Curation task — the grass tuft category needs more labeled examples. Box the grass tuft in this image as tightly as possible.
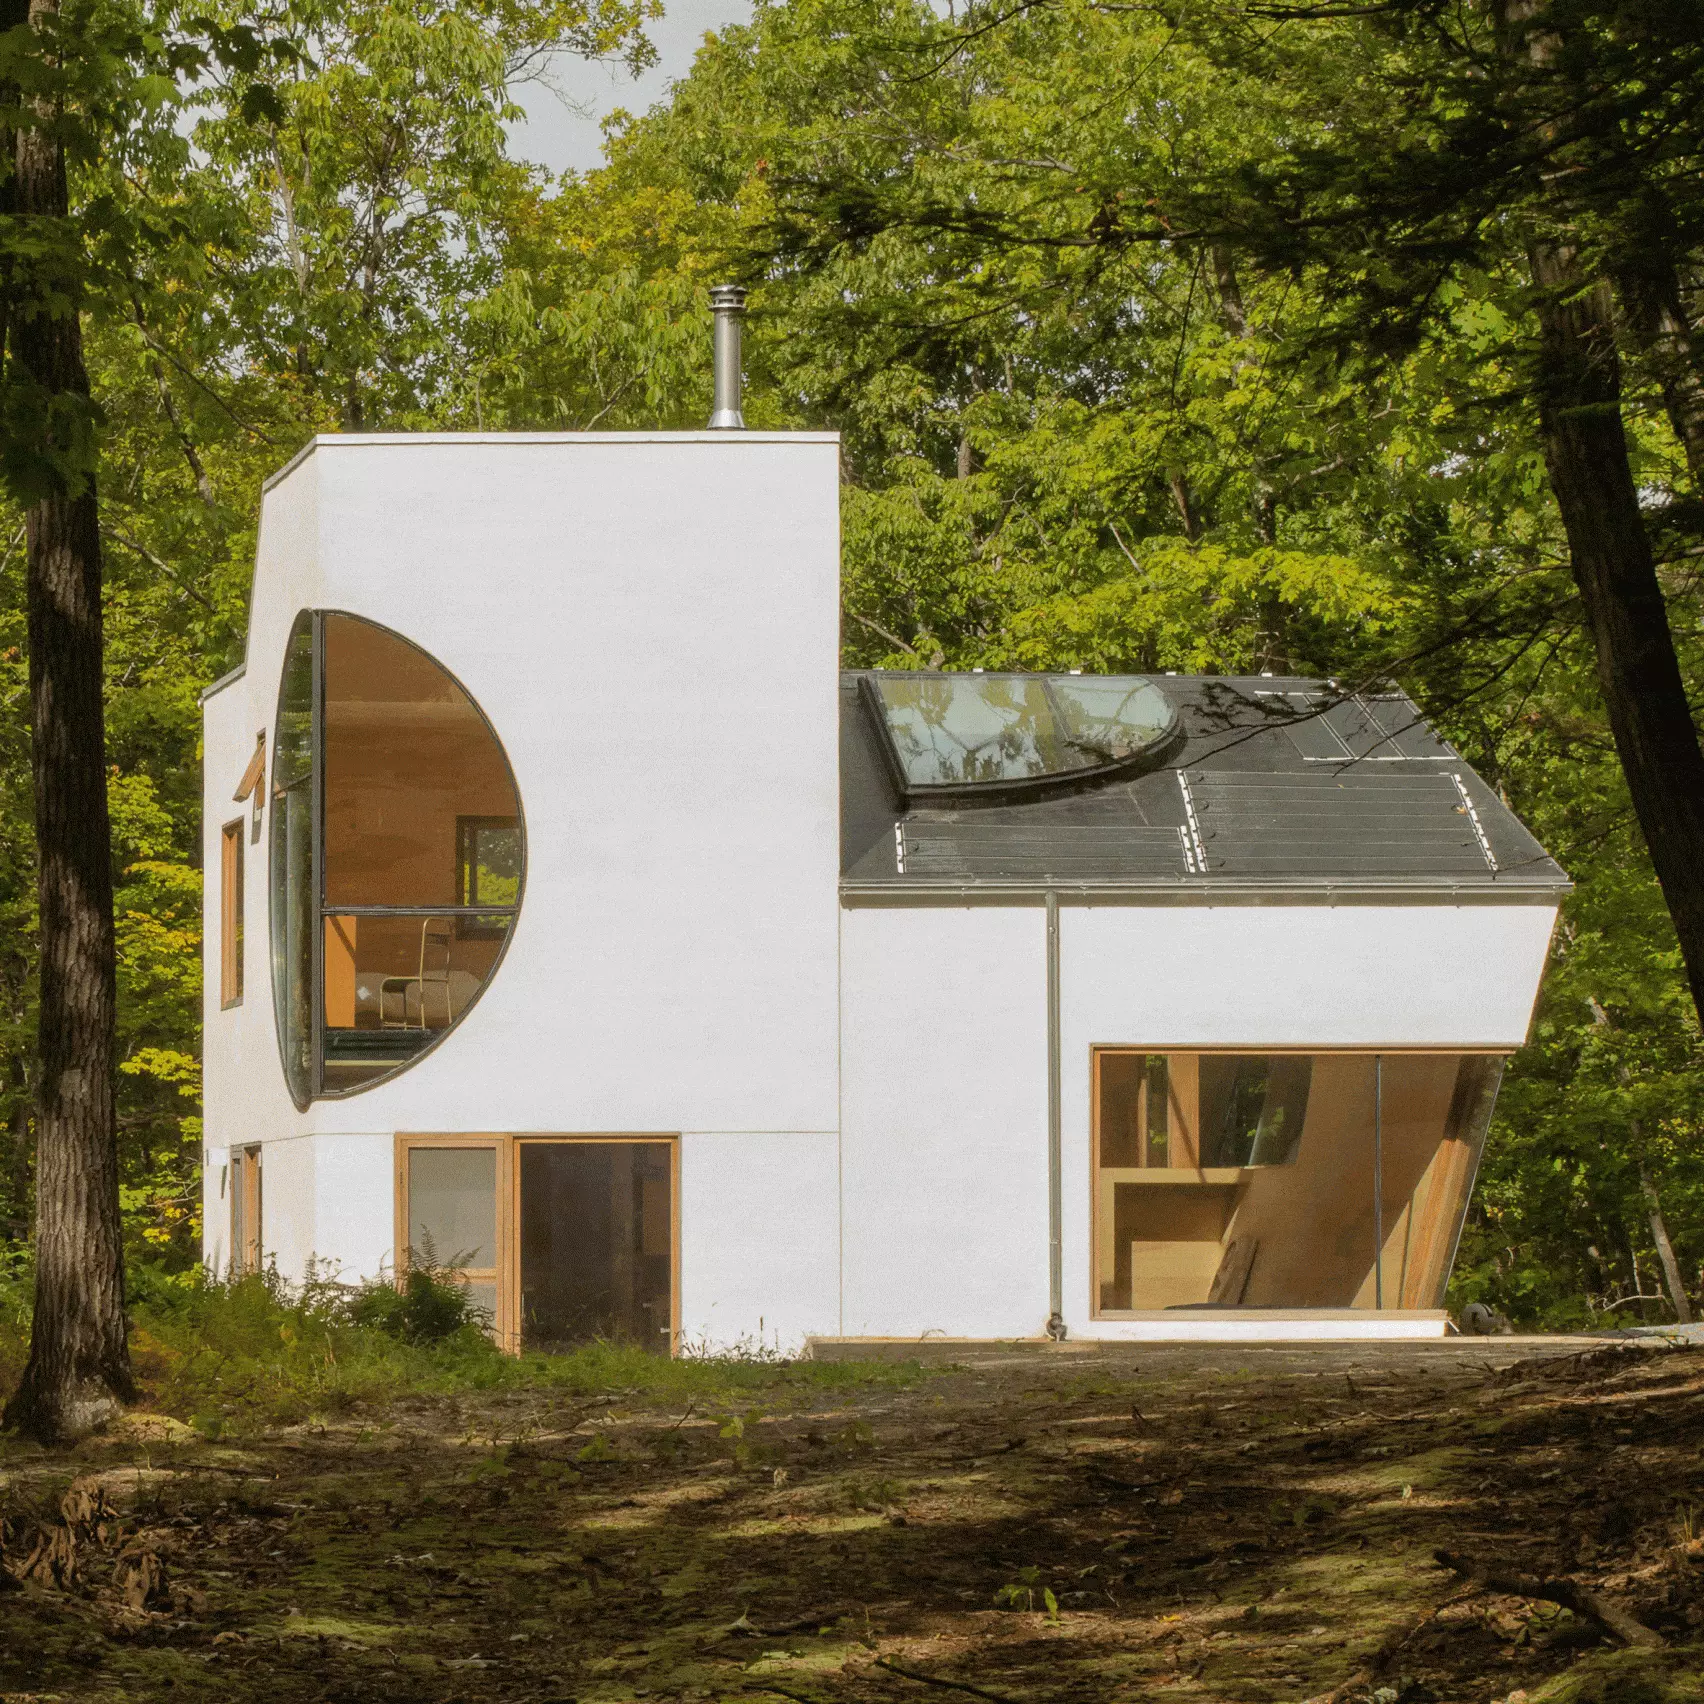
[0,1258,923,1435]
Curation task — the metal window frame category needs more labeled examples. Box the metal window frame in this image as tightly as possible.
[269,608,528,1104]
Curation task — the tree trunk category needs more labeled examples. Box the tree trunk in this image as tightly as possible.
[1,0,134,1443]
[1613,244,1704,493]
[1639,1162,1692,1325]
[1495,1,1704,1030]
[1526,246,1704,1031]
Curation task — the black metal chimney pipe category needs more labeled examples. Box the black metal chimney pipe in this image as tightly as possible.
[708,284,746,429]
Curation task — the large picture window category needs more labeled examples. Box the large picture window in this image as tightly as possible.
[269,611,525,1104]
[1093,1050,1502,1314]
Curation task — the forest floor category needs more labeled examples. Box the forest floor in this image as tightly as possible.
[1,1335,1702,1704]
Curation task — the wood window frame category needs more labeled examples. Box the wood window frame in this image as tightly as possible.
[1088,1045,1508,1321]
[393,1134,681,1357]
[220,819,245,1008]
[230,1143,262,1275]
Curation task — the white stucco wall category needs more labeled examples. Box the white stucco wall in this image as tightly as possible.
[839,906,1051,1338]
[200,431,1560,1347]
[833,899,1555,1341]
[679,1132,841,1352]
[202,434,842,1326]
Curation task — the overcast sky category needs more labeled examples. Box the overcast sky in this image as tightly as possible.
[507,0,756,176]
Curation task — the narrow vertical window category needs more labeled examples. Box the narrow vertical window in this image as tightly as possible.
[221,820,244,1007]
[230,1144,263,1275]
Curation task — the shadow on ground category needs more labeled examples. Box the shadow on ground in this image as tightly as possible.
[1,1337,1701,1702]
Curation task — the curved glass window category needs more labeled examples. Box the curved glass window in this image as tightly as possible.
[269,611,525,1105]
[867,672,1175,793]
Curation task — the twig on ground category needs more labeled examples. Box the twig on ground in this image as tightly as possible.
[1433,1549,1665,1648]
[1302,1589,1478,1704]
[873,1656,1023,1702]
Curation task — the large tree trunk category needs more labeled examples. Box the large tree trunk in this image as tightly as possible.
[1526,248,1704,1030]
[1,0,134,1442]
[1496,0,1704,1030]
[1613,245,1704,493]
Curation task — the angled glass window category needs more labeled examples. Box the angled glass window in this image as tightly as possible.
[269,611,525,1105]
[867,672,1176,793]
[270,614,316,1105]
[1093,1049,1505,1314]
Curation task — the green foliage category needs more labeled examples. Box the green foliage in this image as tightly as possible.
[343,1257,492,1345]
[0,1260,921,1431]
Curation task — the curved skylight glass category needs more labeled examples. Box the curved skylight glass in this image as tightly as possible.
[270,611,525,1105]
[869,672,1175,792]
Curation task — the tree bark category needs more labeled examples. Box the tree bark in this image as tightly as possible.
[1613,245,1704,493]
[1,0,134,1442]
[1497,0,1704,1030]
[1639,1162,1692,1325]
[1526,246,1704,1030]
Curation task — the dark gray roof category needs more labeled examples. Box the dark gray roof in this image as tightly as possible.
[841,672,1569,899]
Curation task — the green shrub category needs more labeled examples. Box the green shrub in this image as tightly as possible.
[0,1254,926,1434]
[344,1261,489,1345]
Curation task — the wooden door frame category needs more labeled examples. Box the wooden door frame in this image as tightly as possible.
[394,1133,514,1347]
[396,1132,681,1355]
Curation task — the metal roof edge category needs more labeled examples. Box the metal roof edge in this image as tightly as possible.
[839,878,1572,908]
[199,662,247,704]
[262,429,841,491]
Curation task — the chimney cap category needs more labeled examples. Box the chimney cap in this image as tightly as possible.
[708,283,747,430]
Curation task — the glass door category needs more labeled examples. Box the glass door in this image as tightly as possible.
[397,1137,508,1339]
[517,1141,676,1352]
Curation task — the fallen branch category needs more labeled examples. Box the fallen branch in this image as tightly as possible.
[1433,1549,1665,1648]
[873,1656,1022,1702]
[1302,1589,1479,1704]
[718,1605,853,1639]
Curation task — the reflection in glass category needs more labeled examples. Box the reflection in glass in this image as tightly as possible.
[871,672,1174,790]
[1094,1051,1503,1313]
[408,1145,496,1269]
[1051,677,1173,760]
[520,1143,673,1350]
[1200,1055,1311,1168]
[270,613,315,1106]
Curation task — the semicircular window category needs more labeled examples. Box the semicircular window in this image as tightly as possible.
[866,672,1176,793]
[270,611,524,1105]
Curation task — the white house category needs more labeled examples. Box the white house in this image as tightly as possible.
[201,346,1566,1348]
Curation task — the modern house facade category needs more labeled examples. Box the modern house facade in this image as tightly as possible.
[201,427,1567,1349]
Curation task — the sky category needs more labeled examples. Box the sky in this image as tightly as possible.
[506,0,756,176]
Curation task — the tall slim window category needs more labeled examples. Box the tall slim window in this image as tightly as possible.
[220,820,244,1007]
[230,1144,263,1275]
[270,611,525,1105]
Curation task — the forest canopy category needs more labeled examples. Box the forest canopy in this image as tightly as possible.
[0,0,1698,1330]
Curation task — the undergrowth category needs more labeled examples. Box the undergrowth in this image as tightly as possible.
[0,1257,922,1435]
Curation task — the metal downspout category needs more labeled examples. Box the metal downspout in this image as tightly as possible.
[1046,890,1066,1341]
[1373,1053,1384,1310]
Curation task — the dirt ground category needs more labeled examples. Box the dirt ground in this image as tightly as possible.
[1,1336,1702,1703]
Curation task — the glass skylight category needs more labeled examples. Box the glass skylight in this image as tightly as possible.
[870,672,1175,791]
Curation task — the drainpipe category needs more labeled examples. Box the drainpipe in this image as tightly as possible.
[1373,1053,1384,1310]
[707,284,747,429]
[1046,890,1066,1340]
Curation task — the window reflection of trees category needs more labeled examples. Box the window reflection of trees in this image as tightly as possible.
[873,673,1174,789]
